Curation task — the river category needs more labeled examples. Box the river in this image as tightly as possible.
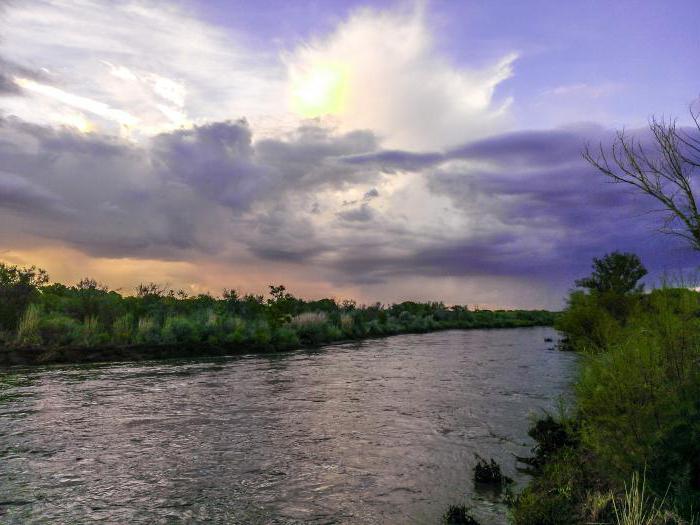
[0,327,577,524]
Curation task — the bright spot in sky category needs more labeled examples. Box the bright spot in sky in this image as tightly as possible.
[290,62,348,117]
[14,77,139,131]
[53,111,94,133]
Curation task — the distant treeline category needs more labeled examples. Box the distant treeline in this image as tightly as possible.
[0,262,555,365]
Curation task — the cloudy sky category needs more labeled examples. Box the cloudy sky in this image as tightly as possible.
[0,0,698,308]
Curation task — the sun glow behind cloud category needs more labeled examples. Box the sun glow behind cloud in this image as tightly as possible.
[290,62,348,117]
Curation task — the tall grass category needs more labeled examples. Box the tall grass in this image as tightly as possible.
[81,316,101,346]
[612,472,667,525]
[290,311,327,328]
[112,314,133,345]
[16,304,41,345]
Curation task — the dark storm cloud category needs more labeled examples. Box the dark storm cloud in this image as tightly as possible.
[331,125,695,286]
[0,115,694,295]
[0,169,71,215]
[340,126,605,171]
[0,117,382,262]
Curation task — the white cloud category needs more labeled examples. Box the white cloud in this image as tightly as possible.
[284,5,517,149]
[2,1,516,149]
[1,0,287,137]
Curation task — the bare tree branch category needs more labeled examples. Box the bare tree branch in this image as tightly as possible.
[583,106,700,250]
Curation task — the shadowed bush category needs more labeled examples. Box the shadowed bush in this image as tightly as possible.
[441,504,480,525]
[161,316,200,344]
[38,314,81,347]
[473,455,513,486]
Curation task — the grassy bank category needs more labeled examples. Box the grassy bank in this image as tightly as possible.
[0,262,555,366]
[511,278,700,523]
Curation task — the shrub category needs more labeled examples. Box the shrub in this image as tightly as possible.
[273,325,300,348]
[324,324,342,341]
[161,316,200,344]
[519,415,579,473]
[0,263,48,331]
[38,314,81,346]
[135,317,161,345]
[112,314,134,345]
[441,504,480,525]
[16,304,41,346]
[555,291,621,352]
[220,316,246,344]
[339,313,354,335]
[290,311,328,343]
[473,455,512,486]
[81,316,103,346]
[248,320,272,347]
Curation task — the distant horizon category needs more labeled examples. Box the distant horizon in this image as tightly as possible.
[1,0,698,309]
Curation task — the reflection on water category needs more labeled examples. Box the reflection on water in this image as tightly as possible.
[0,327,577,524]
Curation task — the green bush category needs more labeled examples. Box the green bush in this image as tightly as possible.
[81,316,104,346]
[324,323,342,341]
[520,278,700,523]
[161,316,200,344]
[16,304,41,346]
[220,316,246,344]
[555,291,621,352]
[111,314,134,345]
[38,314,81,346]
[135,317,161,345]
[273,325,300,348]
[248,320,272,347]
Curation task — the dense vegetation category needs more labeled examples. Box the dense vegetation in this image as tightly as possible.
[0,262,555,365]
[512,252,700,524]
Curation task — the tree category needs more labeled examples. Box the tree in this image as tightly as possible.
[583,106,700,249]
[575,251,647,295]
[0,263,49,331]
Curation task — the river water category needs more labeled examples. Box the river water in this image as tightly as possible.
[0,327,577,524]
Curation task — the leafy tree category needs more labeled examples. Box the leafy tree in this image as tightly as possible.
[575,251,647,295]
[0,263,49,331]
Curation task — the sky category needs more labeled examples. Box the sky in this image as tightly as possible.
[0,0,698,308]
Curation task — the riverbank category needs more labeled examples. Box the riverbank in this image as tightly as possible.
[0,261,556,368]
[0,317,556,367]
[511,285,700,524]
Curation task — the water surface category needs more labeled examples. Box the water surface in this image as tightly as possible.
[0,327,577,524]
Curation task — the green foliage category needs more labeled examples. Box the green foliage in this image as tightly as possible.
[575,251,648,295]
[2,259,556,356]
[135,317,161,345]
[112,314,134,345]
[518,253,700,524]
[248,320,272,347]
[16,304,42,346]
[161,316,200,344]
[38,314,81,347]
[273,325,300,349]
[81,316,104,347]
[0,263,48,331]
